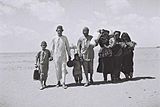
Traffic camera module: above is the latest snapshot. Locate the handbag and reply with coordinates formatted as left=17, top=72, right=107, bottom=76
left=33, top=68, right=40, bottom=80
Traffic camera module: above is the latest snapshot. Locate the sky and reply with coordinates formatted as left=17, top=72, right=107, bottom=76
left=0, top=0, right=160, bottom=52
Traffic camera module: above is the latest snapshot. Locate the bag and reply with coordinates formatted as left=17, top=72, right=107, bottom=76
left=33, top=68, right=40, bottom=80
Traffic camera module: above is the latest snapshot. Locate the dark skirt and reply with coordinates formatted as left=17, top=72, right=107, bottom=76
left=121, top=51, right=134, bottom=74
left=112, top=55, right=122, bottom=75
left=102, top=56, right=113, bottom=74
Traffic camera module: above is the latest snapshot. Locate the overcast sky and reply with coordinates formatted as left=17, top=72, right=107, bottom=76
left=0, top=0, right=160, bottom=52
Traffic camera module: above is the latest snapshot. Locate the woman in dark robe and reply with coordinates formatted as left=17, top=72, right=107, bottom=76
left=111, top=31, right=123, bottom=82
left=97, top=29, right=113, bottom=82
left=121, top=32, right=136, bottom=79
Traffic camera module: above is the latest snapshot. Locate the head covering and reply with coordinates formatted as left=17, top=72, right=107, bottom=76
left=41, top=41, right=47, bottom=46
left=121, top=32, right=131, bottom=42
left=83, top=27, right=89, bottom=32
left=56, top=25, right=64, bottom=31
left=114, top=31, right=121, bottom=36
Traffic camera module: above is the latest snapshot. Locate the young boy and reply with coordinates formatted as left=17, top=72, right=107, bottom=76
left=35, top=41, right=53, bottom=90
left=72, top=53, right=83, bottom=84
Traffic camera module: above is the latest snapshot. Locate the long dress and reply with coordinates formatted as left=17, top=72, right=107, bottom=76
left=112, top=39, right=123, bottom=80
left=52, top=35, right=71, bottom=81
left=97, top=35, right=113, bottom=80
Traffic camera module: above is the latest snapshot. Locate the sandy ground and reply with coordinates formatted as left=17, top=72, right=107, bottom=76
left=0, top=48, right=160, bottom=107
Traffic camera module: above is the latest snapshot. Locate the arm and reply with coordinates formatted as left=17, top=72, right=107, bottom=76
left=77, top=38, right=82, bottom=57
left=51, top=39, right=55, bottom=57
left=48, top=50, right=53, bottom=61
left=35, top=52, right=40, bottom=68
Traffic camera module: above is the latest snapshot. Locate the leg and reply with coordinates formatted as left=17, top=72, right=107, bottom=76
left=74, top=75, right=79, bottom=83
left=54, top=60, right=62, bottom=86
left=79, top=74, right=83, bottom=84
left=62, top=63, right=68, bottom=89
left=83, top=61, right=89, bottom=86
left=40, top=73, right=45, bottom=90
left=89, top=60, right=94, bottom=83
left=103, top=73, right=107, bottom=81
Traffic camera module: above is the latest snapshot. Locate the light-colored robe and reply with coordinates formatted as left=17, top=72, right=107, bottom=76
left=51, top=35, right=71, bottom=81
left=77, top=35, right=97, bottom=61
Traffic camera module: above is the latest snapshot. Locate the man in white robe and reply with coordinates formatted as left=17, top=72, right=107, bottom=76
left=51, top=25, right=71, bottom=89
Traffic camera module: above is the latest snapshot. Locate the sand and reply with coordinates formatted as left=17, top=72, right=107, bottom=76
left=0, top=47, right=160, bottom=107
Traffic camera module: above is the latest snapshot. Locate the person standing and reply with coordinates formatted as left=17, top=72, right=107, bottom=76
left=77, top=27, right=97, bottom=86
left=97, top=29, right=113, bottom=82
left=35, top=41, right=53, bottom=90
left=121, top=32, right=136, bottom=79
left=111, top=31, right=123, bottom=82
left=51, top=25, right=71, bottom=89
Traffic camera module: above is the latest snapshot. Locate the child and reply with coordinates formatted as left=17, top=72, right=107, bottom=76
left=72, top=53, right=83, bottom=84
left=35, top=41, right=53, bottom=90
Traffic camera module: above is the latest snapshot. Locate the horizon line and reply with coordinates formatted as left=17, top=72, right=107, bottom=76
left=0, top=46, right=159, bottom=54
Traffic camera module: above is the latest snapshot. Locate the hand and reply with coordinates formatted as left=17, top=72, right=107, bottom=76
left=35, top=64, right=38, bottom=68
left=49, top=56, right=53, bottom=61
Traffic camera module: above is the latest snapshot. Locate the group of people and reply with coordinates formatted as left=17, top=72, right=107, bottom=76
left=35, top=25, right=136, bottom=90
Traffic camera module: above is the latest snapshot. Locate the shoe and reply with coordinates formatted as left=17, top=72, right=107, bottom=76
left=62, top=84, right=68, bottom=89
left=84, top=83, right=89, bottom=87
left=129, top=72, right=133, bottom=79
left=40, top=87, right=45, bottom=90
left=90, top=79, right=94, bottom=84
left=56, top=81, right=61, bottom=88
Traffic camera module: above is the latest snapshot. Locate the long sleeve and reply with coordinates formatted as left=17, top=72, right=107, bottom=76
left=77, top=38, right=82, bottom=57
left=35, top=51, right=40, bottom=65
left=64, top=36, right=71, bottom=57
left=51, top=39, right=55, bottom=57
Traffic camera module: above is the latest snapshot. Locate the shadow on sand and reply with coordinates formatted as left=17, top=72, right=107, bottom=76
left=67, top=76, right=156, bottom=88
left=43, top=85, right=56, bottom=89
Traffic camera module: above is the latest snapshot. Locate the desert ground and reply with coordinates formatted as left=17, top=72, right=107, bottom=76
left=0, top=47, right=160, bottom=107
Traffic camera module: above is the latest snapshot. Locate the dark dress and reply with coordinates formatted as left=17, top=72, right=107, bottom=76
left=121, top=33, right=135, bottom=78
left=112, top=39, right=123, bottom=80
left=121, top=46, right=134, bottom=75
left=97, top=35, right=113, bottom=80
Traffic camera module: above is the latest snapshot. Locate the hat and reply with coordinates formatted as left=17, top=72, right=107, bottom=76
left=56, top=25, right=64, bottom=31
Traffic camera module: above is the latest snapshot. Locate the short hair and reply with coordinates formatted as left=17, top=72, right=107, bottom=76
left=83, top=27, right=89, bottom=32
left=41, top=41, right=47, bottom=46
left=56, top=25, right=64, bottom=31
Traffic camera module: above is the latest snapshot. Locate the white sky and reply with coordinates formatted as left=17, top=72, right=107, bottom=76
left=0, top=0, right=160, bottom=52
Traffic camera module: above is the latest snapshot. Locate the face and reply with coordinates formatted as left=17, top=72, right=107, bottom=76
left=114, top=32, right=120, bottom=39
left=83, top=29, right=89, bottom=37
left=56, top=29, right=63, bottom=36
left=41, top=45, right=46, bottom=50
